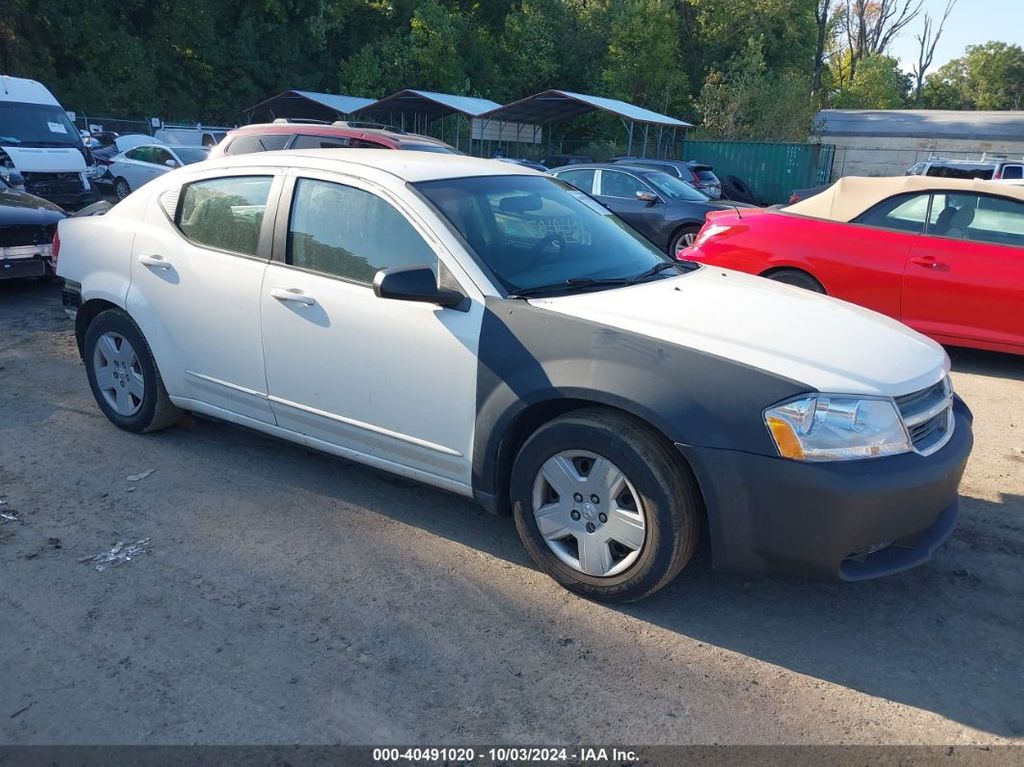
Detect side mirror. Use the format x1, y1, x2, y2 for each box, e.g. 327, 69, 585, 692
636, 190, 661, 205
373, 265, 466, 310
165, 159, 178, 168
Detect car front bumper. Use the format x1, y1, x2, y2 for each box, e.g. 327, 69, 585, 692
677, 396, 973, 580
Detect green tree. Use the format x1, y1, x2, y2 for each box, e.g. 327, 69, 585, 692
834, 53, 910, 109
923, 41, 1024, 110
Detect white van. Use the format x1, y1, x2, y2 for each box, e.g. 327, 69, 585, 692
0, 75, 101, 209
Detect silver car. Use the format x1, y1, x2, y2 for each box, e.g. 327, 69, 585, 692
108, 144, 209, 200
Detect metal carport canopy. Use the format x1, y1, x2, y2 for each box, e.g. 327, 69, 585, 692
353, 89, 502, 119
244, 90, 378, 122
478, 89, 692, 127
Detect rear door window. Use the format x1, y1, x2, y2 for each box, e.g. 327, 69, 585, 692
176, 176, 274, 257
555, 169, 596, 194
290, 134, 353, 150
854, 193, 930, 234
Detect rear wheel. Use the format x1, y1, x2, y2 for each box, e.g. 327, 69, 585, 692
114, 177, 131, 200
669, 226, 701, 258
511, 408, 700, 602
83, 309, 181, 433
765, 268, 826, 294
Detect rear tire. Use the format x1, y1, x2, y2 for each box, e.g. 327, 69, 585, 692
669, 226, 701, 258
83, 308, 181, 433
510, 408, 701, 602
764, 268, 826, 294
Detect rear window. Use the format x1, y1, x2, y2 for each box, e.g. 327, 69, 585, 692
925, 165, 994, 180
225, 134, 291, 155
1001, 165, 1023, 180
694, 169, 718, 182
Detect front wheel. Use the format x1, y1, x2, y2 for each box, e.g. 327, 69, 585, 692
510, 409, 701, 602
114, 177, 131, 200
83, 308, 181, 433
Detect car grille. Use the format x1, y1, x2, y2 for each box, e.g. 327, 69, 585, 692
894, 377, 954, 455
23, 171, 84, 197
0, 224, 56, 248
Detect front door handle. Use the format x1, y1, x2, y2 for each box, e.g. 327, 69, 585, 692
270, 287, 317, 306
138, 254, 172, 270
910, 256, 941, 268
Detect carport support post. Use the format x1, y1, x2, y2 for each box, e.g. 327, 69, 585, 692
624, 120, 634, 157
642, 124, 650, 158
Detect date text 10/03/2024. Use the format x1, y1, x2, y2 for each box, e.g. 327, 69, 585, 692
372, 747, 639, 763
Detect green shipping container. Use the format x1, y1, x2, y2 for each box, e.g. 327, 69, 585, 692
680, 140, 835, 205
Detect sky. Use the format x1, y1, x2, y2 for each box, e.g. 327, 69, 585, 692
887, 0, 1024, 74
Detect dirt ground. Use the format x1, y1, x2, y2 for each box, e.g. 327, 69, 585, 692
1, 280, 1022, 746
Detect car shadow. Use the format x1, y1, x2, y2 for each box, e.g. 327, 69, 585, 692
176, 412, 1024, 739
12, 280, 1023, 737
948, 346, 1024, 381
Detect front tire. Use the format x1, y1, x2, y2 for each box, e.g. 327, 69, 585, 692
114, 177, 131, 200
764, 268, 826, 293
510, 408, 701, 602
83, 309, 181, 433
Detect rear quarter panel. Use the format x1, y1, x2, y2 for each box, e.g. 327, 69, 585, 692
55, 203, 142, 309
684, 210, 910, 318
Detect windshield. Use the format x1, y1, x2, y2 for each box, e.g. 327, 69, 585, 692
643, 171, 711, 201
0, 102, 81, 146
401, 143, 458, 154
415, 175, 679, 294
175, 147, 210, 165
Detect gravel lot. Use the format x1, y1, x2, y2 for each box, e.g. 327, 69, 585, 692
1, 280, 1022, 745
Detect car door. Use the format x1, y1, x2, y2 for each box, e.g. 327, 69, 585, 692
118, 147, 153, 190
259, 171, 483, 490
126, 171, 282, 422
902, 191, 1024, 350
842, 191, 932, 318
594, 169, 662, 241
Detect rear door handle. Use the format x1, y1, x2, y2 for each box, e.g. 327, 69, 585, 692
910, 256, 940, 268
138, 254, 172, 270
270, 287, 317, 306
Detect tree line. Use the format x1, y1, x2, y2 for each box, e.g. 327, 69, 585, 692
1, 0, 1021, 142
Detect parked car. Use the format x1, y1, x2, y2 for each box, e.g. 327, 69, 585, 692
908, 157, 1024, 184
108, 144, 209, 200
0, 172, 65, 280
0, 74, 102, 210
57, 150, 972, 601
682, 176, 1024, 355
495, 157, 548, 172
154, 127, 227, 148
92, 134, 165, 192
612, 157, 722, 199
539, 154, 592, 168
551, 163, 755, 255
209, 122, 459, 158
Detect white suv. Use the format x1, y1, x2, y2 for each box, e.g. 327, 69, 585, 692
56, 150, 972, 601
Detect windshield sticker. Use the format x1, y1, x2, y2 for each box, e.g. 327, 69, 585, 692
47, 122, 69, 134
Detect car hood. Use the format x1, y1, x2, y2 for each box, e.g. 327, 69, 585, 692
1, 145, 87, 173
528, 267, 947, 397
0, 185, 66, 225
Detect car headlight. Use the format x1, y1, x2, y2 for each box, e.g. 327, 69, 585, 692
764, 394, 911, 462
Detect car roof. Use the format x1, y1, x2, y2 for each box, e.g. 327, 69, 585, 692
786, 175, 1024, 222
551, 163, 664, 175
223, 122, 453, 149
197, 149, 540, 183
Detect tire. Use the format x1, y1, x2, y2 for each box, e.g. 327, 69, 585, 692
510, 408, 701, 602
83, 308, 181, 433
669, 226, 701, 257
765, 268, 826, 294
114, 177, 131, 201
721, 174, 757, 205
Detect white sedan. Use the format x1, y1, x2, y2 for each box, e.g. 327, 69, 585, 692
55, 150, 971, 601
107, 143, 209, 200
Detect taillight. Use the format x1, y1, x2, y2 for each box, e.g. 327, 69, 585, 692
994, 169, 1002, 179
52, 229, 61, 268
788, 193, 800, 204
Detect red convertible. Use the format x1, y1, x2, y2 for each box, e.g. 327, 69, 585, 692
681, 176, 1024, 355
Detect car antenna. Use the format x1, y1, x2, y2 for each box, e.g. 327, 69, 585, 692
726, 201, 743, 220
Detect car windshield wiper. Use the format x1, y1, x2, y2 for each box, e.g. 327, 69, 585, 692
509, 262, 690, 299
508, 276, 634, 298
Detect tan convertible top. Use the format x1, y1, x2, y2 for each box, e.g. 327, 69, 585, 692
786, 176, 1024, 222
